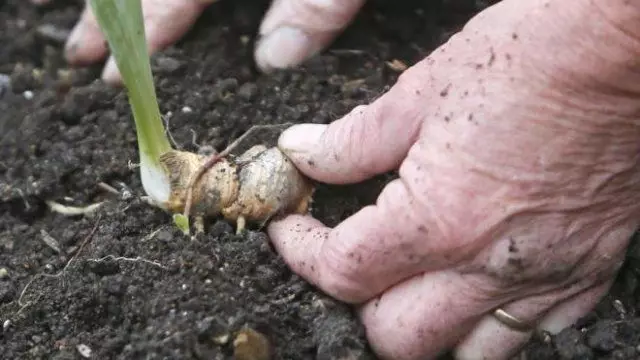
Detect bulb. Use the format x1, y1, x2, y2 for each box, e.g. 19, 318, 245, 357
139, 155, 171, 207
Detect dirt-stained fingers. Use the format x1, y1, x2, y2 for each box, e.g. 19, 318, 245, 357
64, 0, 212, 84
255, 0, 366, 72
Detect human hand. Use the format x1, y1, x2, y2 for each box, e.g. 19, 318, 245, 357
267, 0, 640, 359
30, 0, 365, 84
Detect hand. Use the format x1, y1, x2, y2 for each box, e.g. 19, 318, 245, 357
30, 0, 366, 84
267, 0, 640, 359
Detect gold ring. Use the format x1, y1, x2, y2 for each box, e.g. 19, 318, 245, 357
492, 308, 533, 332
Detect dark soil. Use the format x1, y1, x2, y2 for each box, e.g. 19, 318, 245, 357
1, 0, 640, 359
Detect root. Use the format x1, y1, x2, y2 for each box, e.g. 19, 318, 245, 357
182, 123, 293, 219
16, 217, 101, 313
163, 112, 181, 150
86, 255, 167, 270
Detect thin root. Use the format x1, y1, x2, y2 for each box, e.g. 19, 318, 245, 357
16, 216, 101, 311
86, 255, 167, 270
182, 123, 293, 219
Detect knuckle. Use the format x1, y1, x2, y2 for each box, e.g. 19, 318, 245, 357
284, 0, 364, 30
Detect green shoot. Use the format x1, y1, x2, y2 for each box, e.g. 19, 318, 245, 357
89, 0, 170, 160
91, 0, 189, 232
173, 214, 190, 235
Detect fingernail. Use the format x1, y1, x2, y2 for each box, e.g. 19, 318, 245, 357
278, 124, 327, 154
101, 57, 122, 85
255, 27, 316, 72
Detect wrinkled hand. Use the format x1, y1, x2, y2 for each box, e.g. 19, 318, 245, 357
30, 0, 365, 83
266, 1, 640, 359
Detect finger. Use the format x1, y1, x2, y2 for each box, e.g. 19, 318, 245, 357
267, 174, 457, 304
358, 271, 499, 360
255, 0, 365, 72
538, 279, 613, 333
453, 280, 613, 360
101, 0, 211, 84
65, 4, 109, 65
278, 72, 424, 184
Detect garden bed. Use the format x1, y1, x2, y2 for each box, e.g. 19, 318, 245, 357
1, 0, 640, 359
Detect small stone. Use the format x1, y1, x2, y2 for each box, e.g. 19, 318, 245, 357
23, 90, 34, 100
233, 327, 271, 360
181, 106, 193, 113
3, 320, 11, 331
76, 344, 92, 358
153, 56, 184, 74
0, 268, 8, 279
155, 229, 173, 242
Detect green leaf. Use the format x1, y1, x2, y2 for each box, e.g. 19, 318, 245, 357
89, 0, 171, 163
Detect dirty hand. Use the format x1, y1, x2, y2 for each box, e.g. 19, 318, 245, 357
267, 0, 640, 359
30, 0, 364, 83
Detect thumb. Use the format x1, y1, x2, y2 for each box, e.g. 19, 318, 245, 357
255, 0, 365, 72
278, 75, 424, 184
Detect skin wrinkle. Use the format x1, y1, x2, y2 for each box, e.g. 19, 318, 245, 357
589, 0, 640, 58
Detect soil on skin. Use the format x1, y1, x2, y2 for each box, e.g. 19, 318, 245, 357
1, 0, 640, 359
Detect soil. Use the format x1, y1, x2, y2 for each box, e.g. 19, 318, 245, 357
1, 0, 640, 359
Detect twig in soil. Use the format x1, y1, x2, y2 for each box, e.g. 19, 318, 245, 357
86, 255, 167, 270
16, 217, 101, 311
329, 49, 366, 56
46, 200, 104, 216
97, 182, 121, 196
39, 229, 61, 253
182, 123, 294, 219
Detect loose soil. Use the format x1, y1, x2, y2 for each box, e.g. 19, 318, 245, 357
1, 0, 640, 359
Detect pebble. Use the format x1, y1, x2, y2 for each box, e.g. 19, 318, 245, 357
181, 106, 193, 113
3, 320, 10, 331
23, 90, 34, 100
0, 268, 8, 279
155, 229, 173, 242
76, 344, 92, 358
153, 56, 184, 74
233, 327, 272, 360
